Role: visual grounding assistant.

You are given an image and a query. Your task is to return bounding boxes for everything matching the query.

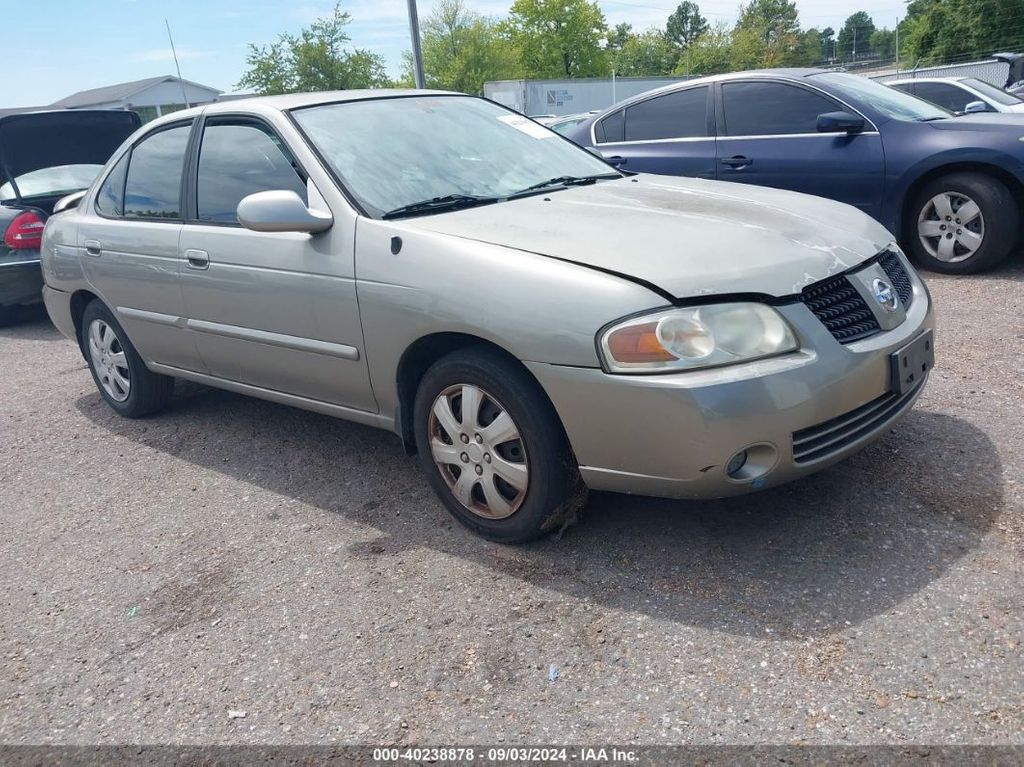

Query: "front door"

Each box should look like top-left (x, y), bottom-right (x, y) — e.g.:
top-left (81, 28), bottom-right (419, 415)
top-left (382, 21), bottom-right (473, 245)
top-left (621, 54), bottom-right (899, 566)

top-left (714, 80), bottom-right (885, 218)
top-left (177, 116), bottom-right (376, 412)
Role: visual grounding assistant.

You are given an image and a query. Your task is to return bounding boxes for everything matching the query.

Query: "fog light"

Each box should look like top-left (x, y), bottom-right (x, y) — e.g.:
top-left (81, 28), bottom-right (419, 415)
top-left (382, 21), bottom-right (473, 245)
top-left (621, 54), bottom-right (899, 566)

top-left (726, 450), bottom-right (748, 477)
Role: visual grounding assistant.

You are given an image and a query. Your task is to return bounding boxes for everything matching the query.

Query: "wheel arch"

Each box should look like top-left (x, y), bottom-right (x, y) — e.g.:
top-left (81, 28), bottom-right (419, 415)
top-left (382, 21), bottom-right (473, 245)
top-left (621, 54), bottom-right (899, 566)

top-left (69, 289), bottom-right (103, 359)
top-left (899, 162), bottom-right (1024, 240)
top-left (394, 332), bottom-right (565, 455)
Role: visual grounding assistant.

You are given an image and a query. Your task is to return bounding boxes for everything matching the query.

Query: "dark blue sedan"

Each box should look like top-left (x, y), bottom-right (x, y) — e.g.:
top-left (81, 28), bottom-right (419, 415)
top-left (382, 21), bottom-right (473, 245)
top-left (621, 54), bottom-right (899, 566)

top-left (566, 69), bottom-right (1024, 274)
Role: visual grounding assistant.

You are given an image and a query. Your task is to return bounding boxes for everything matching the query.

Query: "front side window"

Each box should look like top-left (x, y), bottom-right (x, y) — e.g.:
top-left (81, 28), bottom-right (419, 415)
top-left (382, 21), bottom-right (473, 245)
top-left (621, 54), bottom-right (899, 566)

top-left (95, 153), bottom-right (129, 217)
top-left (913, 82), bottom-right (975, 112)
top-left (722, 82), bottom-right (839, 136)
top-left (623, 87), bottom-right (709, 141)
top-left (292, 96), bottom-right (615, 217)
top-left (124, 123), bottom-right (191, 220)
top-left (197, 121), bottom-right (306, 224)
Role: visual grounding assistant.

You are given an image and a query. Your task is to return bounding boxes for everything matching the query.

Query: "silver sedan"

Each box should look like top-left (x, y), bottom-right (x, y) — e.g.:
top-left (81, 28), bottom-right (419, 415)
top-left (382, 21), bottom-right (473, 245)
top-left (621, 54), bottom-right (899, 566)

top-left (40, 90), bottom-right (935, 542)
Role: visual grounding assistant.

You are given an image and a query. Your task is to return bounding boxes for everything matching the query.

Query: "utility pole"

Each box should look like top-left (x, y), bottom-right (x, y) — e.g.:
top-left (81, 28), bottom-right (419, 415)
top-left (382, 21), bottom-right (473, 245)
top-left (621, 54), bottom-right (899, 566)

top-left (407, 0), bottom-right (426, 89)
top-left (895, 17), bottom-right (900, 75)
top-left (853, 27), bottom-right (857, 63)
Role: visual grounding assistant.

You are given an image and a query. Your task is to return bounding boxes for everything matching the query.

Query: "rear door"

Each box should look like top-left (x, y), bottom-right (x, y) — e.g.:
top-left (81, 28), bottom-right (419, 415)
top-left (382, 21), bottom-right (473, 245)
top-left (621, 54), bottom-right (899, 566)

top-left (590, 86), bottom-right (716, 178)
top-left (714, 79), bottom-right (885, 217)
top-left (77, 121), bottom-right (201, 371)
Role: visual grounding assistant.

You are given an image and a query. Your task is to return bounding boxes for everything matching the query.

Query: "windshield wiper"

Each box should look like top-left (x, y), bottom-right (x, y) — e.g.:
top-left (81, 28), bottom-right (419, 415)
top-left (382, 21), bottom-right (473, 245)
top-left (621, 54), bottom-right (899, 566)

top-left (382, 193), bottom-right (499, 220)
top-left (511, 173), bottom-right (622, 196)
top-left (917, 116), bottom-right (949, 122)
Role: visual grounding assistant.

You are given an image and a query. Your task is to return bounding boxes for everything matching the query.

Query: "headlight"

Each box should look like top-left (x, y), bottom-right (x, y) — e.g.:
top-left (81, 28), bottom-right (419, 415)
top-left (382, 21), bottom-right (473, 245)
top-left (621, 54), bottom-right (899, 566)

top-left (599, 303), bottom-right (799, 374)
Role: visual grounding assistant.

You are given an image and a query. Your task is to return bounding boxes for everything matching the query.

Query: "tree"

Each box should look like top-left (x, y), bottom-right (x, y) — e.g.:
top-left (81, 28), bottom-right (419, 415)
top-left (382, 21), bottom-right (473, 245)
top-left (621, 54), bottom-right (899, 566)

top-left (237, 3), bottom-right (389, 94)
top-left (678, 23), bottom-right (735, 75)
top-left (819, 26), bottom-right (835, 60)
top-left (613, 30), bottom-right (679, 76)
top-left (735, 0), bottom-right (801, 64)
top-left (606, 23), bottom-right (634, 55)
top-left (736, 0), bottom-right (800, 47)
top-left (402, 0), bottom-right (520, 94)
top-left (666, 1), bottom-right (709, 49)
top-left (837, 11), bottom-right (876, 61)
top-left (870, 28), bottom-right (896, 59)
top-left (504, 0), bottom-right (609, 78)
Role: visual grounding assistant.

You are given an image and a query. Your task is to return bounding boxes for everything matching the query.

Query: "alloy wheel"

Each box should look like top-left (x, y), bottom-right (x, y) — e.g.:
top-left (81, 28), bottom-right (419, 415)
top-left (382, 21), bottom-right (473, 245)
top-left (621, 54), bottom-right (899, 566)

top-left (428, 383), bottom-right (529, 519)
top-left (917, 191), bottom-right (985, 263)
top-left (87, 319), bottom-right (131, 402)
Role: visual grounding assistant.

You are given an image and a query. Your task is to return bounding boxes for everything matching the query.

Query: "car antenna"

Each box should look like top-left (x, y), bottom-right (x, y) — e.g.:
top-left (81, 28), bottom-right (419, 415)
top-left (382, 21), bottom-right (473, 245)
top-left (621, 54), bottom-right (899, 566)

top-left (165, 18), bottom-right (191, 109)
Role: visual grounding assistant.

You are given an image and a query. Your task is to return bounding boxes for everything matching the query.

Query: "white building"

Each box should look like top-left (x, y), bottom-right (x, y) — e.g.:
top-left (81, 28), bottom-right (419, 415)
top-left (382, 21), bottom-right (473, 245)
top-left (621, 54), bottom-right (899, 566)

top-left (49, 75), bottom-right (223, 122)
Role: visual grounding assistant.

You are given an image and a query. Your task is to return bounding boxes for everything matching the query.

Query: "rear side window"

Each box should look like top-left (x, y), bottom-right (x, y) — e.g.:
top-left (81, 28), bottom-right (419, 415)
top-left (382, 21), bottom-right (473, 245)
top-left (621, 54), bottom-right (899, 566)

top-left (595, 110), bottom-right (625, 143)
top-left (196, 121), bottom-right (307, 224)
top-left (124, 124), bottom-right (191, 219)
top-left (623, 87), bottom-right (709, 141)
top-left (95, 153), bottom-right (129, 217)
top-left (722, 82), bottom-right (839, 136)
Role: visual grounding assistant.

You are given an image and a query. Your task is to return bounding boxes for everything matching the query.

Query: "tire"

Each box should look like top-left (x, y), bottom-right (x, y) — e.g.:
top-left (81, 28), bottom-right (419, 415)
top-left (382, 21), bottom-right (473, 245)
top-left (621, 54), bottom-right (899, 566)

top-left (80, 299), bottom-right (174, 418)
top-left (0, 305), bottom-right (18, 328)
top-left (413, 346), bottom-right (586, 544)
top-left (904, 172), bottom-right (1018, 274)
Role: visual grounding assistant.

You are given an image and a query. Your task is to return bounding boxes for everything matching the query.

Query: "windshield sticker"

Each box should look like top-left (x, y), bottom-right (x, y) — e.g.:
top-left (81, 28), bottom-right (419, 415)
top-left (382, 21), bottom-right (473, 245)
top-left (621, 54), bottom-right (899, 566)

top-left (497, 114), bottom-right (555, 139)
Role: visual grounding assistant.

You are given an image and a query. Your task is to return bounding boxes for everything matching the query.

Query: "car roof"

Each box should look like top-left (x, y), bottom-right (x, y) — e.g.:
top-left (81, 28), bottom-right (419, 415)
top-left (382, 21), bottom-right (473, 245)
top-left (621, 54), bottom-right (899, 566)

top-left (887, 77), bottom-right (969, 85)
top-left (142, 88), bottom-right (461, 129)
top-left (593, 68), bottom-right (832, 114)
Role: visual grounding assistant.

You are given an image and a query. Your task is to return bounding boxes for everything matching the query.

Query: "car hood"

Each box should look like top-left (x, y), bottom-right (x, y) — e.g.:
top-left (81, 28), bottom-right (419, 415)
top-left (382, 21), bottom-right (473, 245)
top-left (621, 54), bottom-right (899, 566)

top-left (928, 113), bottom-right (1024, 131)
top-left (0, 110), bottom-right (140, 186)
top-left (404, 175), bottom-right (894, 299)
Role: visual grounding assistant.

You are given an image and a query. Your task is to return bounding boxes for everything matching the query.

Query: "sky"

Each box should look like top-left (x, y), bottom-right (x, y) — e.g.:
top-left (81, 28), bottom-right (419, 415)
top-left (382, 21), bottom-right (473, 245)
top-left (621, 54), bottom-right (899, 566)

top-left (2, 0), bottom-right (911, 107)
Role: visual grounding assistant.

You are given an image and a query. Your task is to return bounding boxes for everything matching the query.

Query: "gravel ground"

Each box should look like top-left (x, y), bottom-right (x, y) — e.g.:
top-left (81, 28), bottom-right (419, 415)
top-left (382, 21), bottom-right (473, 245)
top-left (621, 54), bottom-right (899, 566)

top-left (0, 261), bottom-right (1021, 746)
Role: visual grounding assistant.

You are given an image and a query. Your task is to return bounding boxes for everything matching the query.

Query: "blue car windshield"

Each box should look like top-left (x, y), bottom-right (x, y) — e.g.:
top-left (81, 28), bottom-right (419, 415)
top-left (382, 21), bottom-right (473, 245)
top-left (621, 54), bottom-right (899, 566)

top-left (812, 72), bottom-right (952, 122)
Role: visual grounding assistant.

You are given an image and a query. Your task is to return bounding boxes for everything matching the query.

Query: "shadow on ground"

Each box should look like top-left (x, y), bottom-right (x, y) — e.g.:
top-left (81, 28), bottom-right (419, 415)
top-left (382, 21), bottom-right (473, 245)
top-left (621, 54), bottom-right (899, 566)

top-left (76, 379), bottom-right (1004, 640)
top-left (0, 305), bottom-right (61, 342)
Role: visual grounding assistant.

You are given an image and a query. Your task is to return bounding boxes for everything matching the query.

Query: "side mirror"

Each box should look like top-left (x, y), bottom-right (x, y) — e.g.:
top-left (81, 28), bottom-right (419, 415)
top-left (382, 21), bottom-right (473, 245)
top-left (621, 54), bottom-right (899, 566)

top-left (817, 111), bottom-right (866, 134)
top-left (237, 190), bottom-right (333, 234)
top-left (963, 100), bottom-right (988, 114)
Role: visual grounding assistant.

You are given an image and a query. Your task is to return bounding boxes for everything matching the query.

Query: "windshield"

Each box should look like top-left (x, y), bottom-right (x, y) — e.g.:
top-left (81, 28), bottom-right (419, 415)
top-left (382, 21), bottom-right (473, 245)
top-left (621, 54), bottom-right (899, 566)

top-left (0, 163), bottom-right (102, 201)
top-left (962, 78), bottom-right (1023, 106)
top-left (291, 96), bottom-right (616, 216)
top-left (812, 72), bottom-right (952, 121)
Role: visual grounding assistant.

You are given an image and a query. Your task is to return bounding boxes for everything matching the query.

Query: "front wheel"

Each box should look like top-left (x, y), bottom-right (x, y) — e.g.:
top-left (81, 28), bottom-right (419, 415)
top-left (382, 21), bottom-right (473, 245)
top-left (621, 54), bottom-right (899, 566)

top-left (80, 299), bottom-right (174, 418)
top-left (413, 347), bottom-right (586, 543)
top-left (905, 172), bottom-right (1018, 274)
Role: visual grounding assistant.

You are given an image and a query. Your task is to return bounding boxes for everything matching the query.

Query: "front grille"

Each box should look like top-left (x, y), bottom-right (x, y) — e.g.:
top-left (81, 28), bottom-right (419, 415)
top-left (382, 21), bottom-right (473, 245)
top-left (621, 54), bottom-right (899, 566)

top-left (878, 250), bottom-right (914, 308)
top-left (792, 381), bottom-right (923, 464)
top-left (800, 274), bottom-right (880, 343)
top-left (799, 250), bottom-right (916, 344)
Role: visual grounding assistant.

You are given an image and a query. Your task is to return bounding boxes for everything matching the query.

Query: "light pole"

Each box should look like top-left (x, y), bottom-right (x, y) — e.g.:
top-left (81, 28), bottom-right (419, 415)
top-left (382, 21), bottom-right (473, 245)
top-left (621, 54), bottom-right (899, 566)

top-left (407, 0), bottom-right (426, 89)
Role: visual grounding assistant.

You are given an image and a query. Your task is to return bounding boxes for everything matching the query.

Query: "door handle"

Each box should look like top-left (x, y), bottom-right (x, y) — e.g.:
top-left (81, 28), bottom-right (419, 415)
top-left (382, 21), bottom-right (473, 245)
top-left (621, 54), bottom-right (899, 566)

top-left (603, 155), bottom-right (628, 167)
top-left (185, 249), bottom-right (210, 270)
top-left (84, 239), bottom-right (101, 256)
top-left (720, 155), bottom-right (752, 169)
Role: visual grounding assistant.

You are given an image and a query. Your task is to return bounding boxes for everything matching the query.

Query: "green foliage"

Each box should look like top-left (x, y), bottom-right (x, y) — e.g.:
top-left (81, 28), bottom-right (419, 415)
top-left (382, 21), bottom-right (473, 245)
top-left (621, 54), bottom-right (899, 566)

top-left (504, 0), bottom-right (609, 77)
top-left (613, 29), bottom-right (679, 76)
top-left (837, 11), bottom-right (876, 59)
top-left (870, 28), bottom-right (896, 59)
top-left (735, 0), bottom-right (802, 64)
top-left (606, 23), bottom-right (634, 55)
top-left (900, 0), bottom-right (1024, 67)
top-left (678, 23), bottom-right (736, 75)
top-left (666, 1), bottom-right (709, 48)
top-left (402, 0), bottom-right (520, 94)
top-left (236, 2), bottom-right (389, 94)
